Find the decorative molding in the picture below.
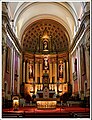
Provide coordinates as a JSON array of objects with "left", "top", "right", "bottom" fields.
[
  {"left": 81, "top": 10, "right": 90, "bottom": 24},
  {"left": 22, "top": 19, "right": 69, "bottom": 54},
  {"left": 70, "top": 23, "right": 85, "bottom": 53},
  {"left": 70, "top": 11, "right": 90, "bottom": 53},
  {"left": 6, "top": 23, "right": 22, "bottom": 53}
]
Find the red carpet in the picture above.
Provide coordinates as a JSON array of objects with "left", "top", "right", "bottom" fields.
[{"left": 3, "top": 106, "right": 90, "bottom": 113}]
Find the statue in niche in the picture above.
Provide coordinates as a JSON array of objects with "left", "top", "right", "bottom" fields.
[
  {"left": 59, "top": 64, "right": 63, "bottom": 78},
  {"left": 44, "top": 58, "right": 49, "bottom": 70},
  {"left": 29, "top": 65, "right": 33, "bottom": 78},
  {"left": 43, "top": 41, "right": 48, "bottom": 50},
  {"left": 45, "top": 59, "right": 48, "bottom": 67}
]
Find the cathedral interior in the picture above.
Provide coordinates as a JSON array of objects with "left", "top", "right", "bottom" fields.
[{"left": 2, "top": 2, "right": 90, "bottom": 118}]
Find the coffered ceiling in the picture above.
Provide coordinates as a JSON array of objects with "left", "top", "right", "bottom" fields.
[{"left": 22, "top": 19, "right": 69, "bottom": 53}]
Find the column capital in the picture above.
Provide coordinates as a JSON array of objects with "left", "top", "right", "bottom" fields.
[
  {"left": 25, "top": 59, "right": 30, "bottom": 63},
  {"left": 39, "top": 60, "right": 43, "bottom": 64}
]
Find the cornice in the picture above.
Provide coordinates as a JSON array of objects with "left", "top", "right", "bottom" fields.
[
  {"left": 81, "top": 10, "right": 90, "bottom": 24},
  {"left": 69, "top": 10, "right": 90, "bottom": 53},
  {"left": 2, "top": 24, "right": 6, "bottom": 34},
  {"left": 69, "top": 23, "right": 85, "bottom": 53},
  {"left": 2, "top": 6, "right": 22, "bottom": 54},
  {"left": 6, "top": 23, "right": 22, "bottom": 53},
  {"left": 2, "top": 11, "right": 9, "bottom": 24}
]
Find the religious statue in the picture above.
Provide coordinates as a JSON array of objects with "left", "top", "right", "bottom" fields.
[
  {"left": 43, "top": 41, "right": 48, "bottom": 50},
  {"left": 29, "top": 65, "right": 33, "bottom": 78},
  {"left": 44, "top": 57, "right": 49, "bottom": 70},
  {"left": 45, "top": 59, "right": 48, "bottom": 67},
  {"left": 59, "top": 64, "right": 63, "bottom": 78}
]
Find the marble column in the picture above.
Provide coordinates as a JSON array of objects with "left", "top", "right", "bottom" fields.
[
  {"left": 2, "top": 28, "right": 7, "bottom": 96},
  {"left": 17, "top": 57, "right": 20, "bottom": 94},
  {"left": 35, "top": 63, "right": 37, "bottom": 94},
  {"left": 23, "top": 60, "right": 25, "bottom": 83},
  {"left": 40, "top": 62, "right": 42, "bottom": 83},
  {"left": 55, "top": 63, "right": 57, "bottom": 82},
  {"left": 37, "top": 62, "right": 40, "bottom": 81},
  {"left": 63, "top": 62, "right": 65, "bottom": 83},
  {"left": 66, "top": 61, "right": 69, "bottom": 83},
  {"left": 2, "top": 44, "right": 7, "bottom": 92},
  {"left": 72, "top": 57, "right": 74, "bottom": 96},
  {"left": 85, "top": 45, "right": 90, "bottom": 93},
  {"left": 78, "top": 46, "right": 81, "bottom": 97},
  {"left": 13, "top": 49, "right": 15, "bottom": 94},
  {"left": 19, "top": 54, "right": 23, "bottom": 85},
  {"left": 10, "top": 47, "right": 14, "bottom": 95},
  {"left": 55, "top": 63, "right": 57, "bottom": 94},
  {"left": 52, "top": 62, "right": 55, "bottom": 77},
  {"left": 50, "top": 63, "right": 52, "bottom": 83}
]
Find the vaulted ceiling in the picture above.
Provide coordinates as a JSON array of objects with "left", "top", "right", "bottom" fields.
[{"left": 7, "top": 2, "right": 85, "bottom": 51}]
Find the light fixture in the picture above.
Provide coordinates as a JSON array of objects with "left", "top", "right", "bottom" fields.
[{"left": 12, "top": 96, "right": 19, "bottom": 111}]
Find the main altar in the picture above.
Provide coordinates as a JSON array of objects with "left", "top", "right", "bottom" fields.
[
  {"left": 21, "top": 28, "right": 69, "bottom": 109},
  {"left": 35, "top": 70, "right": 58, "bottom": 109}
]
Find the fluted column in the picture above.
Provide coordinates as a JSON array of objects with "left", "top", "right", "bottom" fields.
[
  {"left": 23, "top": 60, "right": 25, "bottom": 83},
  {"left": 50, "top": 63, "right": 52, "bottom": 83},
  {"left": 66, "top": 61, "right": 69, "bottom": 83},
  {"left": 40, "top": 62, "right": 42, "bottom": 83}
]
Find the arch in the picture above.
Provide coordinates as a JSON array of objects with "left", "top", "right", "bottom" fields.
[
  {"left": 14, "top": 2, "right": 76, "bottom": 43},
  {"left": 20, "top": 14, "right": 71, "bottom": 43},
  {"left": 21, "top": 19, "right": 70, "bottom": 53}
]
